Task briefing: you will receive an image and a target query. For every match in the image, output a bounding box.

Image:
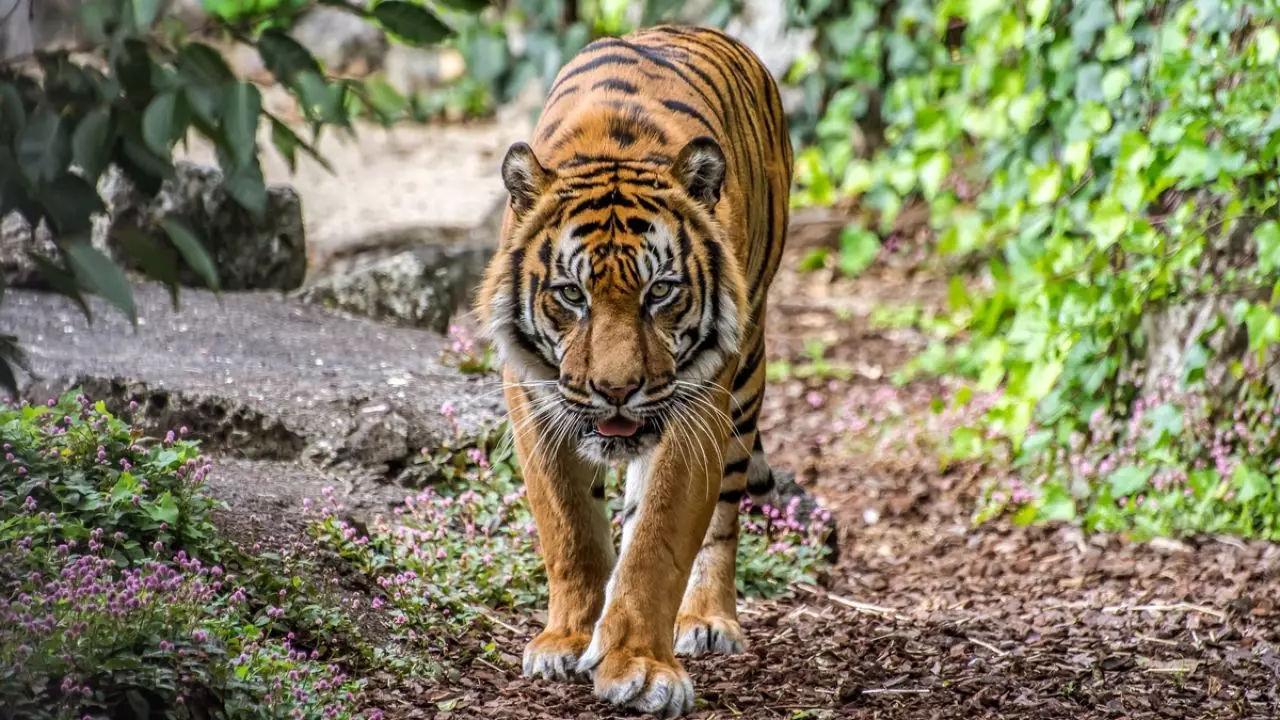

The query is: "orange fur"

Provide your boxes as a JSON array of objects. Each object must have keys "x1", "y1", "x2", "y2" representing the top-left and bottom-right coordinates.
[{"x1": 477, "y1": 24, "x2": 792, "y2": 717}]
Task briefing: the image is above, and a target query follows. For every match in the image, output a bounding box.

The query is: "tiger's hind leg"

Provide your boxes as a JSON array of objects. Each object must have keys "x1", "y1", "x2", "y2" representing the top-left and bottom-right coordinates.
[{"x1": 673, "y1": 338, "x2": 774, "y2": 657}]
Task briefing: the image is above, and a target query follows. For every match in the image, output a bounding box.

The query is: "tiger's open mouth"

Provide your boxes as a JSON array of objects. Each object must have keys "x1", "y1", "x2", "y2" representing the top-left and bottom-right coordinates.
[{"x1": 577, "y1": 413, "x2": 665, "y2": 462}]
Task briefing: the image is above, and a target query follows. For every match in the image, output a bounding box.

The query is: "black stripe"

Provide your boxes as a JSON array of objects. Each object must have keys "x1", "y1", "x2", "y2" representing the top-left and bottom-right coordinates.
[
  {"x1": 723, "y1": 459, "x2": 749, "y2": 477},
  {"x1": 622, "y1": 503, "x2": 638, "y2": 523},
  {"x1": 753, "y1": 434, "x2": 763, "y2": 452},
  {"x1": 702, "y1": 528, "x2": 739, "y2": 549},
  {"x1": 591, "y1": 484, "x2": 605, "y2": 499},
  {"x1": 719, "y1": 488, "x2": 746, "y2": 504},
  {"x1": 549, "y1": 54, "x2": 639, "y2": 95},
  {"x1": 593, "y1": 78, "x2": 638, "y2": 94},
  {"x1": 661, "y1": 99, "x2": 715, "y2": 134},
  {"x1": 626, "y1": 218, "x2": 654, "y2": 235},
  {"x1": 572, "y1": 222, "x2": 605, "y2": 238},
  {"x1": 677, "y1": 238, "x2": 725, "y2": 373},
  {"x1": 732, "y1": 390, "x2": 762, "y2": 423},
  {"x1": 543, "y1": 85, "x2": 578, "y2": 113},
  {"x1": 537, "y1": 118, "x2": 562, "y2": 143},
  {"x1": 733, "y1": 341, "x2": 764, "y2": 390},
  {"x1": 733, "y1": 411, "x2": 758, "y2": 438}
]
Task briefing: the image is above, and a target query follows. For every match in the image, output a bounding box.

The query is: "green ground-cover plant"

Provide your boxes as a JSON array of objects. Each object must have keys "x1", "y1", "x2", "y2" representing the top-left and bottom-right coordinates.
[
  {"x1": 310, "y1": 404, "x2": 837, "y2": 648},
  {"x1": 793, "y1": 0, "x2": 1280, "y2": 538},
  {"x1": 0, "y1": 390, "x2": 374, "y2": 718}
]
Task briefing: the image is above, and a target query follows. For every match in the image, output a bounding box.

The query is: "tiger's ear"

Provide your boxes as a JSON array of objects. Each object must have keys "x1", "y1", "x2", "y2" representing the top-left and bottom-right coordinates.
[
  {"x1": 502, "y1": 142, "x2": 552, "y2": 216},
  {"x1": 673, "y1": 136, "x2": 726, "y2": 210}
]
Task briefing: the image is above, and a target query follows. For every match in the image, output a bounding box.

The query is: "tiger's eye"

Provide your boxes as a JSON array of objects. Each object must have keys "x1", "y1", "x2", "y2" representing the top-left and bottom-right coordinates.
[
  {"x1": 558, "y1": 285, "x2": 585, "y2": 304},
  {"x1": 649, "y1": 282, "x2": 672, "y2": 299}
]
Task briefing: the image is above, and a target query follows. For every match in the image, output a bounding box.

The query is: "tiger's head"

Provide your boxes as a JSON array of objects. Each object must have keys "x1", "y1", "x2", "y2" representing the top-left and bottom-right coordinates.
[{"x1": 478, "y1": 136, "x2": 747, "y2": 463}]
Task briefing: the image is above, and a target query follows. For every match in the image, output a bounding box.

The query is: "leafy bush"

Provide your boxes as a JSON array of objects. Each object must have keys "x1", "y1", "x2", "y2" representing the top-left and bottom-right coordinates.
[
  {"x1": 794, "y1": 0, "x2": 1280, "y2": 537},
  {"x1": 0, "y1": 391, "x2": 371, "y2": 718},
  {"x1": 0, "y1": 0, "x2": 482, "y2": 393}
]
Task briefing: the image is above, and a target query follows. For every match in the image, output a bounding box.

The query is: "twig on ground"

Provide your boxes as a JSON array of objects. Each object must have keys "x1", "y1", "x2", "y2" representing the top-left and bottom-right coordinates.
[
  {"x1": 1102, "y1": 602, "x2": 1226, "y2": 620},
  {"x1": 967, "y1": 637, "x2": 1008, "y2": 656},
  {"x1": 794, "y1": 583, "x2": 907, "y2": 620},
  {"x1": 478, "y1": 610, "x2": 522, "y2": 635},
  {"x1": 862, "y1": 688, "x2": 931, "y2": 695}
]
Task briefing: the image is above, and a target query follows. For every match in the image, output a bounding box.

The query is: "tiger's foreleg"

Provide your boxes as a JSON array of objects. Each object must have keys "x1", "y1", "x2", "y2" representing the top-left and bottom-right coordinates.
[
  {"x1": 575, "y1": 381, "x2": 732, "y2": 717},
  {"x1": 674, "y1": 323, "x2": 774, "y2": 657},
  {"x1": 507, "y1": 370, "x2": 615, "y2": 682}
]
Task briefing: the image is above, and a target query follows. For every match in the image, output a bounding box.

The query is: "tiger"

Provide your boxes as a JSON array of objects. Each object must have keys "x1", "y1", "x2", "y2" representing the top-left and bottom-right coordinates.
[{"x1": 476, "y1": 24, "x2": 792, "y2": 718}]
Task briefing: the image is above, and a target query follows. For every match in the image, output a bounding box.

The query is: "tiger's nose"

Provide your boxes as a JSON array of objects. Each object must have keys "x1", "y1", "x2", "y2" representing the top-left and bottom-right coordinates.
[{"x1": 592, "y1": 379, "x2": 642, "y2": 405}]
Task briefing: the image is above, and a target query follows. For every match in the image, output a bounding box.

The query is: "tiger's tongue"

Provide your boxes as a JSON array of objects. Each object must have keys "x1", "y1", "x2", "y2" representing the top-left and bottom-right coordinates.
[{"x1": 596, "y1": 416, "x2": 641, "y2": 437}]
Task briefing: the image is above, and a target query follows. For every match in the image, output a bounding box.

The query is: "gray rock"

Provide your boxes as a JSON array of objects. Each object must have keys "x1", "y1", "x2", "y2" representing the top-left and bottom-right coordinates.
[
  {"x1": 99, "y1": 162, "x2": 308, "y2": 292},
  {"x1": 4, "y1": 283, "x2": 503, "y2": 473},
  {"x1": 0, "y1": 213, "x2": 59, "y2": 289},
  {"x1": 296, "y1": 239, "x2": 494, "y2": 334},
  {"x1": 2, "y1": 162, "x2": 306, "y2": 292},
  {"x1": 289, "y1": 4, "x2": 388, "y2": 75}
]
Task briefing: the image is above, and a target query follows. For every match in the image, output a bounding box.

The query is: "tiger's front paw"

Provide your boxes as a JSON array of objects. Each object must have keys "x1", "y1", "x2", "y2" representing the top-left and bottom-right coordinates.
[
  {"x1": 674, "y1": 613, "x2": 745, "y2": 657},
  {"x1": 523, "y1": 629, "x2": 591, "y2": 683},
  {"x1": 576, "y1": 644, "x2": 694, "y2": 718}
]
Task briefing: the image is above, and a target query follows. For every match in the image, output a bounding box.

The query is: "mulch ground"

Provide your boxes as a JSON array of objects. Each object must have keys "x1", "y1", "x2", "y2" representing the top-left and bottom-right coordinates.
[{"x1": 218, "y1": 219, "x2": 1280, "y2": 719}]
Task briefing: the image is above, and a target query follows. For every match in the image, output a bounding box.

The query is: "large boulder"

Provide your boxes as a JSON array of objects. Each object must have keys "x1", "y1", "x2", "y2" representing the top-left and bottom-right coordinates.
[
  {"x1": 1, "y1": 162, "x2": 307, "y2": 292},
  {"x1": 296, "y1": 200, "x2": 502, "y2": 332},
  {"x1": 3, "y1": 283, "x2": 502, "y2": 475},
  {"x1": 98, "y1": 162, "x2": 308, "y2": 292},
  {"x1": 296, "y1": 242, "x2": 495, "y2": 334}
]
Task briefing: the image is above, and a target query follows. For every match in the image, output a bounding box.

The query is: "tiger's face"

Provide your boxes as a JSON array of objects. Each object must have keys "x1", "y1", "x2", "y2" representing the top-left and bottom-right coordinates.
[{"x1": 481, "y1": 137, "x2": 746, "y2": 463}]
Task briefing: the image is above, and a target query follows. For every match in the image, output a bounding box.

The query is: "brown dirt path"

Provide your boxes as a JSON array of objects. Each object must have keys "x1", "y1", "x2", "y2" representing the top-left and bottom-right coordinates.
[{"x1": 212, "y1": 217, "x2": 1280, "y2": 719}]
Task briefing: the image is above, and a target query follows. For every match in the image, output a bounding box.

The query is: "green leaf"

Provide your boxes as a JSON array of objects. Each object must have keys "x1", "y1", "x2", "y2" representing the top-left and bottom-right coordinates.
[
  {"x1": 1256, "y1": 220, "x2": 1280, "y2": 274},
  {"x1": 150, "y1": 491, "x2": 181, "y2": 524},
  {"x1": 116, "y1": 229, "x2": 180, "y2": 307},
  {"x1": 436, "y1": 0, "x2": 488, "y2": 10},
  {"x1": 222, "y1": 161, "x2": 268, "y2": 218},
  {"x1": 1101, "y1": 68, "x2": 1129, "y2": 102},
  {"x1": 72, "y1": 108, "x2": 116, "y2": 181},
  {"x1": 1108, "y1": 465, "x2": 1153, "y2": 497},
  {"x1": 836, "y1": 224, "x2": 880, "y2": 278},
  {"x1": 162, "y1": 217, "x2": 220, "y2": 291},
  {"x1": 1087, "y1": 198, "x2": 1128, "y2": 250},
  {"x1": 39, "y1": 174, "x2": 105, "y2": 237},
  {"x1": 132, "y1": 0, "x2": 161, "y2": 28},
  {"x1": 1027, "y1": 164, "x2": 1062, "y2": 206},
  {"x1": 180, "y1": 43, "x2": 235, "y2": 124},
  {"x1": 142, "y1": 92, "x2": 178, "y2": 156},
  {"x1": 1144, "y1": 403, "x2": 1183, "y2": 448},
  {"x1": 16, "y1": 106, "x2": 68, "y2": 185},
  {"x1": 1257, "y1": 27, "x2": 1280, "y2": 65},
  {"x1": 918, "y1": 152, "x2": 949, "y2": 200},
  {"x1": 1231, "y1": 464, "x2": 1270, "y2": 504},
  {"x1": 222, "y1": 83, "x2": 262, "y2": 169},
  {"x1": 0, "y1": 82, "x2": 27, "y2": 129},
  {"x1": 65, "y1": 241, "x2": 137, "y2": 323},
  {"x1": 257, "y1": 29, "x2": 323, "y2": 85},
  {"x1": 373, "y1": 1, "x2": 452, "y2": 45},
  {"x1": 797, "y1": 248, "x2": 828, "y2": 273},
  {"x1": 1038, "y1": 484, "x2": 1077, "y2": 522},
  {"x1": 26, "y1": 253, "x2": 92, "y2": 319}
]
